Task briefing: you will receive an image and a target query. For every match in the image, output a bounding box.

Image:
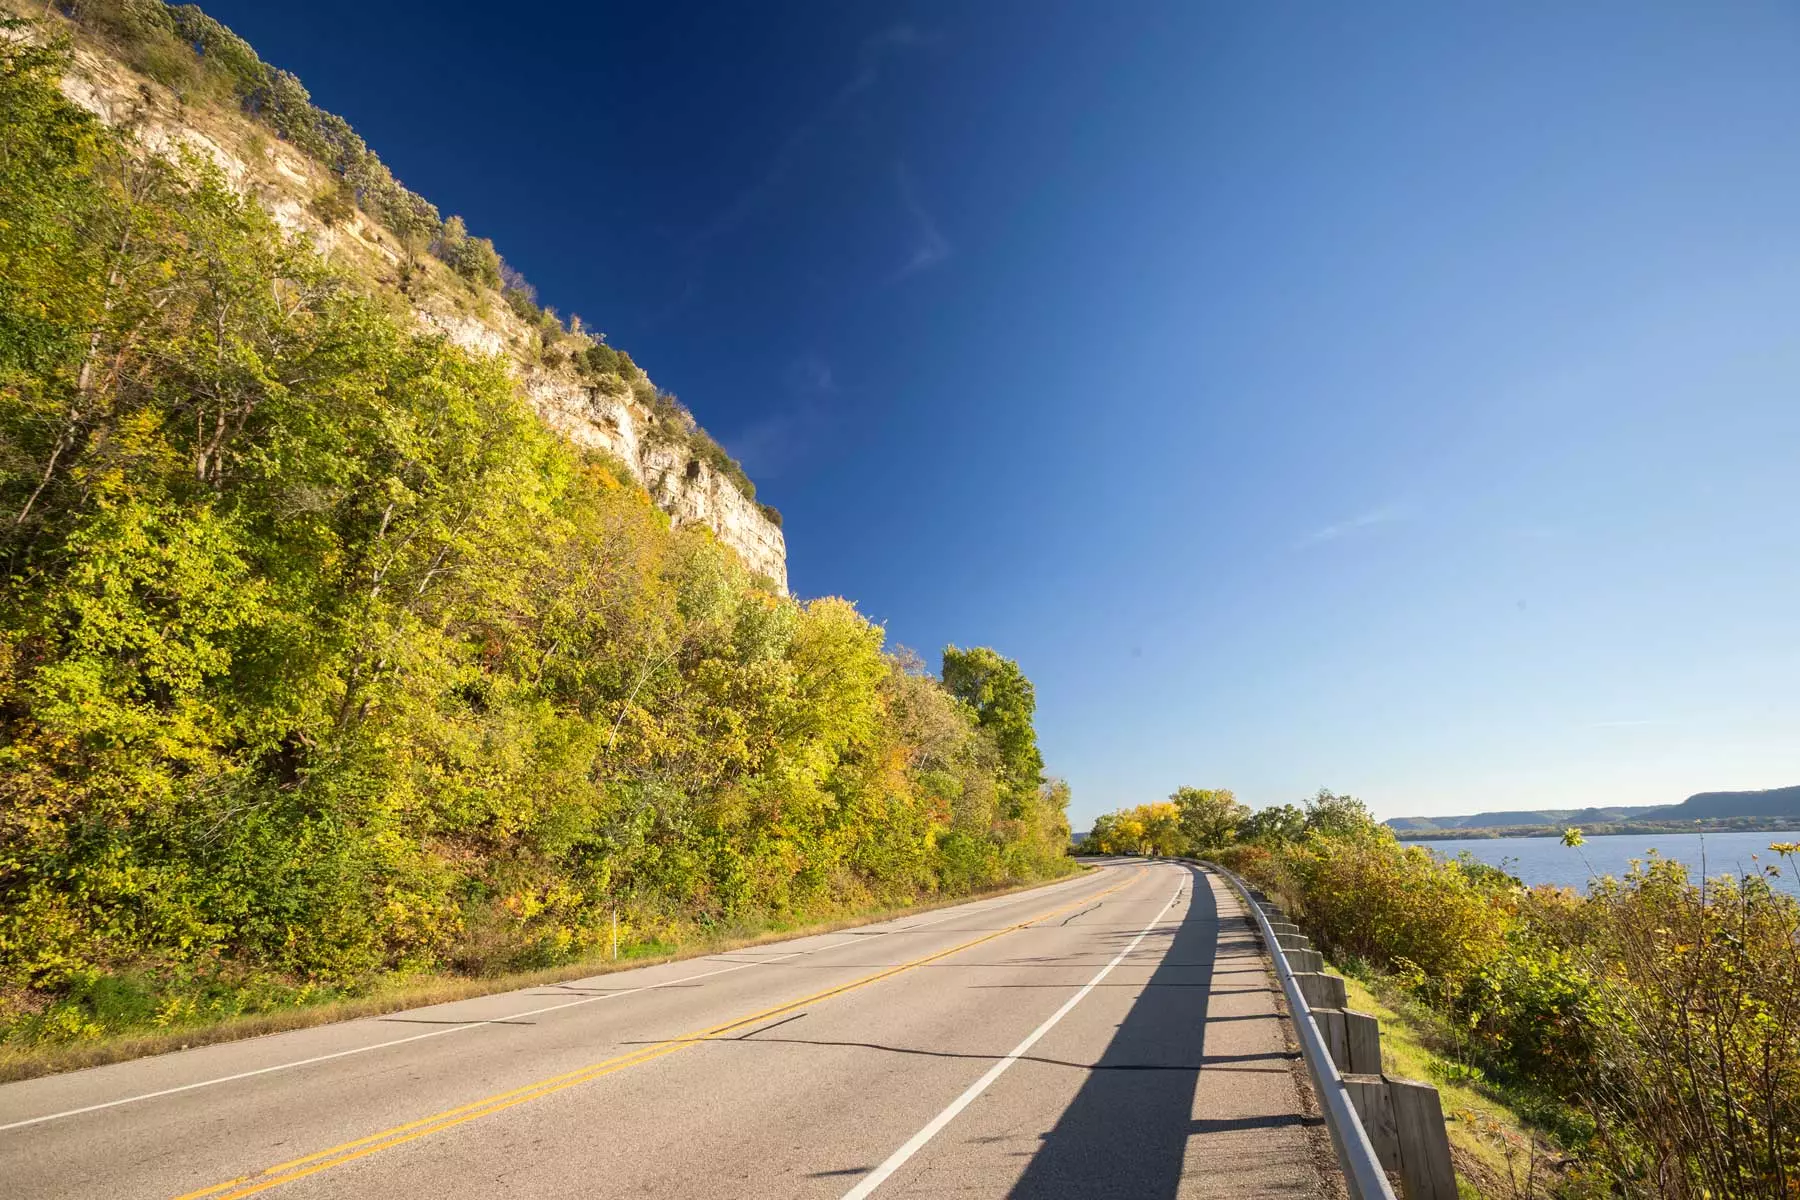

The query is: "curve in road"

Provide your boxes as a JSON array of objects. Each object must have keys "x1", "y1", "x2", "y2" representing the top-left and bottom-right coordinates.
[{"x1": 0, "y1": 860, "x2": 1331, "y2": 1199}]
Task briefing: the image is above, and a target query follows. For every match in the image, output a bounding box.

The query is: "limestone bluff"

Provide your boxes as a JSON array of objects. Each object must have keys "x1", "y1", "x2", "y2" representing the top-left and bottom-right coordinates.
[{"x1": 52, "y1": 25, "x2": 788, "y2": 592}]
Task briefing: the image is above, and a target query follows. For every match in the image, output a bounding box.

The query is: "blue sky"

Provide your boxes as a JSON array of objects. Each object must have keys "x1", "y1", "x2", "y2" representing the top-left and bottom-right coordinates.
[{"x1": 201, "y1": 2, "x2": 1800, "y2": 825}]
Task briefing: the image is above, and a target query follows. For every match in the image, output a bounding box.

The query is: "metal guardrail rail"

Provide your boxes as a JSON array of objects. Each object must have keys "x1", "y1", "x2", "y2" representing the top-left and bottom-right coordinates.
[{"x1": 1196, "y1": 860, "x2": 1399, "y2": 1200}]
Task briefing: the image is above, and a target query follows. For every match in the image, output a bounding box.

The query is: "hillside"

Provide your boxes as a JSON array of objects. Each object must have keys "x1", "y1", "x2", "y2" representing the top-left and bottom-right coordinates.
[
  {"x1": 1385, "y1": 806, "x2": 1666, "y2": 832},
  {"x1": 24, "y1": 0, "x2": 786, "y2": 589},
  {"x1": 1387, "y1": 786, "x2": 1800, "y2": 838},
  {"x1": 0, "y1": 6, "x2": 1076, "y2": 1053},
  {"x1": 1669, "y1": 784, "x2": 1800, "y2": 819}
]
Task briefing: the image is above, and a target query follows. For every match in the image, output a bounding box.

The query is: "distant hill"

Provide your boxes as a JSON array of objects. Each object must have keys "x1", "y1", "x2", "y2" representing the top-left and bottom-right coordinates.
[
  {"x1": 1669, "y1": 785, "x2": 1800, "y2": 819},
  {"x1": 1387, "y1": 786, "x2": 1800, "y2": 836},
  {"x1": 1386, "y1": 805, "x2": 1665, "y2": 832}
]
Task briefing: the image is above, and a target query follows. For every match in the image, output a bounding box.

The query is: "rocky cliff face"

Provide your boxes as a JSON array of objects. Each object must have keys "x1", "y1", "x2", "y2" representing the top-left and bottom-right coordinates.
[
  {"x1": 524, "y1": 374, "x2": 788, "y2": 586},
  {"x1": 52, "y1": 31, "x2": 788, "y2": 593}
]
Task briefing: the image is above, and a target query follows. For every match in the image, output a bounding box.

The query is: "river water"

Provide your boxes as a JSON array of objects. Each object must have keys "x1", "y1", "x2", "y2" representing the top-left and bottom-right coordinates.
[{"x1": 1412, "y1": 829, "x2": 1800, "y2": 897}]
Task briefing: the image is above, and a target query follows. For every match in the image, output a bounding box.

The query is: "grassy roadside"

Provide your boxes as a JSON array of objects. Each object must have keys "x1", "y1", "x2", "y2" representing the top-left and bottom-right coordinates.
[
  {"x1": 1332, "y1": 968, "x2": 1566, "y2": 1199},
  {"x1": 0, "y1": 867, "x2": 1088, "y2": 1085}
]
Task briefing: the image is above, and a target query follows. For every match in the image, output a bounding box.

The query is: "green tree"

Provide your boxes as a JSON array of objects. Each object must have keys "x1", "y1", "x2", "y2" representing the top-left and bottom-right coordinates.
[
  {"x1": 435, "y1": 214, "x2": 501, "y2": 288},
  {"x1": 1172, "y1": 786, "x2": 1246, "y2": 850},
  {"x1": 1082, "y1": 811, "x2": 1122, "y2": 855},
  {"x1": 1303, "y1": 788, "x2": 1379, "y2": 838},
  {"x1": 1239, "y1": 803, "x2": 1307, "y2": 843},
  {"x1": 941, "y1": 646, "x2": 1044, "y2": 814}
]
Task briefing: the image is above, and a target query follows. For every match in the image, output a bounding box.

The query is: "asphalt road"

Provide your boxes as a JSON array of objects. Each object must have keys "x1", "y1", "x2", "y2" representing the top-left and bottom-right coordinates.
[{"x1": 0, "y1": 860, "x2": 1331, "y2": 1198}]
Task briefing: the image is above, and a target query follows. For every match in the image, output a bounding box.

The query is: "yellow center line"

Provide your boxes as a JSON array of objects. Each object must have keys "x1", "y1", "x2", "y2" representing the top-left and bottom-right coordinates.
[{"x1": 172, "y1": 865, "x2": 1146, "y2": 1200}]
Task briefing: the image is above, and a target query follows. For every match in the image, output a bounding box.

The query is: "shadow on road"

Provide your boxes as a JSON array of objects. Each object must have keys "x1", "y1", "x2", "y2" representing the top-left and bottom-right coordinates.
[{"x1": 1008, "y1": 863, "x2": 1219, "y2": 1199}]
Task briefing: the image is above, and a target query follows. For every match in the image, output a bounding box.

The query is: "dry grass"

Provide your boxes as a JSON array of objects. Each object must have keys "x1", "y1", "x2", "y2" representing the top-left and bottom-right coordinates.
[{"x1": 0, "y1": 870, "x2": 1084, "y2": 1084}]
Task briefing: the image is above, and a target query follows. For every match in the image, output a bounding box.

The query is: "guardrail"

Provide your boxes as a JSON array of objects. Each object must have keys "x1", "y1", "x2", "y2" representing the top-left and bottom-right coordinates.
[{"x1": 1196, "y1": 860, "x2": 1459, "y2": 1200}]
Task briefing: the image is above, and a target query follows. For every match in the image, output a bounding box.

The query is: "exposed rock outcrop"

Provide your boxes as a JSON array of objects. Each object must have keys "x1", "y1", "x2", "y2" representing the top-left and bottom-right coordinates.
[
  {"x1": 527, "y1": 376, "x2": 787, "y2": 587},
  {"x1": 52, "y1": 34, "x2": 788, "y2": 592}
]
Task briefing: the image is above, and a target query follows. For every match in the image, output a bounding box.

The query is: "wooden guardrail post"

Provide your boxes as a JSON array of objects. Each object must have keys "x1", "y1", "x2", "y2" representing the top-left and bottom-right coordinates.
[
  {"x1": 1344, "y1": 1010, "x2": 1382, "y2": 1076},
  {"x1": 1292, "y1": 971, "x2": 1346, "y2": 1010},
  {"x1": 1388, "y1": 1079, "x2": 1458, "y2": 1200},
  {"x1": 1314, "y1": 1007, "x2": 1350, "y2": 1072},
  {"x1": 1311, "y1": 1008, "x2": 1384, "y2": 1077},
  {"x1": 1342, "y1": 1074, "x2": 1400, "y2": 1172},
  {"x1": 1286, "y1": 948, "x2": 1324, "y2": 974}
]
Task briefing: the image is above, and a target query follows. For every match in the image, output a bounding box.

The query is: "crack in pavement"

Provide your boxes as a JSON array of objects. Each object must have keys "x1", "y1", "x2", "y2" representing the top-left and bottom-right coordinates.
[{"x1": 1057, "y1": 902, "x2": 1103, "y2": 926}]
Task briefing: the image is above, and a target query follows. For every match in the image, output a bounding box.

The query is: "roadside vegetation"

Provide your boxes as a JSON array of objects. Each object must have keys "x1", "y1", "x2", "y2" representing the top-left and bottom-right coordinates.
[
  {"x1": 1084, "y1": 789, "x2": 1800, "y2": 1197},
  {"x1": 0, "y1": 24, "x2": 1075, "y2": 1056}
]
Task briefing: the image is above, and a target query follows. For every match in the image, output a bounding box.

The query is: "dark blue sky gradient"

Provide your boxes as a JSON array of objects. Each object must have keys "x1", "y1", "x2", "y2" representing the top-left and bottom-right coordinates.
[{"x1": 196, "y1": 2, "x2": 1800, "y2": 823}]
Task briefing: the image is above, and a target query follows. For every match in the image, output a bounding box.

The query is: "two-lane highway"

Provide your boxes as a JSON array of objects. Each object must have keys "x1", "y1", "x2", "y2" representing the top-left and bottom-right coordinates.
[{"x1": 0, "y1": 861, "x2": 1330, "y2": 1198}]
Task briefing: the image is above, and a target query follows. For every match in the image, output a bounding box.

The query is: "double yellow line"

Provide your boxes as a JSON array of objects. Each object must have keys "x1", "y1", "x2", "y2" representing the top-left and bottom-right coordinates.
[{"x1": 175, "y1": 867, "x2": 1142, "y2": 1199}]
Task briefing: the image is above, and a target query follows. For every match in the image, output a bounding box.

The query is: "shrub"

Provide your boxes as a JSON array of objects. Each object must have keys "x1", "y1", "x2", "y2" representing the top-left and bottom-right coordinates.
[
  {"x1": 1569, "y1": 857, "x2": 1800, "y2": 1197},
  {"x1": 1276, "y1": 831, "x2": 1511, "y2": 993},
  {"x1": 580, "y1": 342, "x2": 620, "y2": 379},
  {"x1": 504, "y1": 287, "x2": 540, "y2": 323},
  {"x1": 1207, "y1": 842, "x2": 1274, "y2": 877},
  {"x1": 308, "y1": 180, "x2": 355, "y2": 227},
  {"x1": 453, "y1": 236, "x2": 501, "y2": 289},
  {"x1": 1460, "y1": 929, "x2": 1602, "y2": 1092},
  {"x1": 432, "y1": 214, "x2": 501, "y2": 288}
]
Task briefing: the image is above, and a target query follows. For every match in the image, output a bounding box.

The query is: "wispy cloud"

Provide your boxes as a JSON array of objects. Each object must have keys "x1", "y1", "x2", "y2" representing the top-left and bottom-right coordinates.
[
  {"x1": 692, "y1": 25, "x2": 933, "y2": 249},
  {"x1": 783, "y1": 353, "x2": 836, "y2": 395},
  {"x1": 851, "y1": 25, "x2": 934, "y2": 90},
  {"x1": 1585, "y1": 710, "x2": 1738, "y2": 731},
  {"x1": 724, "y1": 353, "x2": 842, "y2": 478},
  {"x1": 891, "y1": 163, "x2": 950, "y2": 281},
  {"x1": 1298, "y1": 504, "x2": 1410, "y2": 548},
  {"x1": 633, "y1": 25, "x2": 934, "y2": 335}
]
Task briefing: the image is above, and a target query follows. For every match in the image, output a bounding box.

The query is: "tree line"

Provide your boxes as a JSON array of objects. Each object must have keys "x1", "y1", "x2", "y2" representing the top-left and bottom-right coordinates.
[{"x1": 1079, "y1": 787, "x2": 1368, "y2": 857}]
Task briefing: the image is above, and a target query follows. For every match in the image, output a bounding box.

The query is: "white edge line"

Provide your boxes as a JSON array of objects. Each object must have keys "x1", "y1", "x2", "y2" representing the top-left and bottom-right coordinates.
[
  {"x1": 840, "y1": 870, "x2": 1183, "y2": 1200},
  {"x1": 0, "y1": 868, "x2": 1111, "y2": 1133}
]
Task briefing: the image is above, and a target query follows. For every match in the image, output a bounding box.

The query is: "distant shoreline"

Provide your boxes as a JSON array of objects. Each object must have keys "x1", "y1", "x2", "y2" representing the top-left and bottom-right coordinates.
[{"x1": 1396, "y1": 819, "x2": 1800, "y2": 842}]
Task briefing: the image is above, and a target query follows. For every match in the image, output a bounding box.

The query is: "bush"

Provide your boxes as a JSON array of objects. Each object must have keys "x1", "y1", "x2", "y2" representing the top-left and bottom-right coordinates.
[
  {"x1": 1570, "y1": 857, "x2": 1800, "y2": 1197},
  {"x1": 432, "y1": 215, "x2": 501, "y2": 289},
  {"x1": 1206, "y1": 842, "x2": 1273, "y2": 877},
  {"x1": 1276, "y1": 832, "x2": 1511, "y2": 991},
  {"x1": 1460, "y1": 927, "x2": 1601, "y2": 1092},
  {"x1": 580, "y1": 342, "x2": 620, "y2": 379},
  {"x1": 65, "y1": 0, "x2": 198, "y2": 95},
  {"x1": 308, "y1": 180, "x2": 356, "y2": 227}
]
